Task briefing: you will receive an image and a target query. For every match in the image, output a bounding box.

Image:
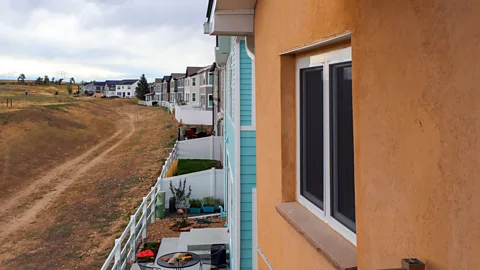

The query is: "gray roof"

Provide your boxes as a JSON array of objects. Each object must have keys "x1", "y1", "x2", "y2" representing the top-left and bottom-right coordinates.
[
  {"x1": 185, "y1": 67, "x2": 203, "y2": 77},
  {"x1": 197, "y1": 63, "x2": 215, "y2": 74},
  {"x1": 105, "y1": 80, "x2": 122, "y2": 87},
  {"x1": 171, "y1": 73, "x2": 185, "y2": 79},
  {"x1": 120, "y1": 79, "x2": 138, "y2": 85}
]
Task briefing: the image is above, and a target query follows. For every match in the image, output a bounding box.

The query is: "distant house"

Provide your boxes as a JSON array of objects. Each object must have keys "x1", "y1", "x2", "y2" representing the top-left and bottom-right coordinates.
[
  {"x1": 115, "y1": 79, "x2": 139, "y2": 98},
  {"x1": 154, "y1": 78, "x2": 163, "y2": 102},
  {"x1": 78, "y1": 82, "x2": 91, "y2": 94},
  {"x1": 183, "y1": 66, "x2": 203, "y2": 106},
  {"x1": 104, "y1": 80, "x2": 122, "y2": 97},
  {"x1": 83, "y1": 82, "x2": 95, "y2": 95},
  {"x1": 161, "y1": 76, "x2": 171, "y2": 102},
  {"x1": 171, "y1": 73, "x2": 185, "y2": 103},
  {"x1": 94, "y1": 81, "x2": 105, "y2": 94},
  {"x1": 145, "y1": 82, "x2": 157, "y2": 104},
  {"x1": 198, "y1": 64, "x2": 215, "y2": 111}
]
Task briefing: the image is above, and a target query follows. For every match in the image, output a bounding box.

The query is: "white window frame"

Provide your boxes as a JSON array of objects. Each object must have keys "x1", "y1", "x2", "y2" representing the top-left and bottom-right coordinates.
[{"x1": 296, "y1": 46, "x2": 356, "y2": 245}]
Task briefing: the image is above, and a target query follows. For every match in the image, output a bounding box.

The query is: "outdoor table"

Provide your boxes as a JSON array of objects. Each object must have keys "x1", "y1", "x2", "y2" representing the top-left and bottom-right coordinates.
[{"x1": 157, "y1": 251, "x2": 201, "y2": 270}]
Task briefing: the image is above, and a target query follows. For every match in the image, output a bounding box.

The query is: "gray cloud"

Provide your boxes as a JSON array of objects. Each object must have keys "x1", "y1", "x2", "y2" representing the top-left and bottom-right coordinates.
[{"x1": 0, "y1": 0, "x2": 214, "y2": 81}]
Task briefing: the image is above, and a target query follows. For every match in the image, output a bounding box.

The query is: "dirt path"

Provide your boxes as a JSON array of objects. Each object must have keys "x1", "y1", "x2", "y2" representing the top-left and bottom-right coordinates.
[{"x1": 0, "y1": 112, "x2": 136, "y2": 240}]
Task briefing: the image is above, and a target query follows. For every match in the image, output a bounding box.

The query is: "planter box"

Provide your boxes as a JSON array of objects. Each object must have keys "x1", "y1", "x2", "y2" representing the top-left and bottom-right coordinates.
[
  {"x1": 189, "y1": 208, "x2": 202, "y2": 214},
  {"x1": 202, "y1": 205, "x2": 215, "y2": 213}
]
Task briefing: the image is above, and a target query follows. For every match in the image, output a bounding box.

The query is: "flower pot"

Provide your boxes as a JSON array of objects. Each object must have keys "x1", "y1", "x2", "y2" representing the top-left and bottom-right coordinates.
[
  {"x1": 189, "y1": 208, "x2": 202, "y2": 214},
  {"x1": 169, "y1": 197, "x2": 177, "y2": 213},
  {"x1": 202, "y1": 205, "x2": 215, "y2": 213}
]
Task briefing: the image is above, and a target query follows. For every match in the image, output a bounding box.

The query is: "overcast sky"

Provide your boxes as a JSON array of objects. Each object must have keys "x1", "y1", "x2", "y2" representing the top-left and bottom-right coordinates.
[{"x1": 0, "y1": 0, "x2": 214, "y2": 82}]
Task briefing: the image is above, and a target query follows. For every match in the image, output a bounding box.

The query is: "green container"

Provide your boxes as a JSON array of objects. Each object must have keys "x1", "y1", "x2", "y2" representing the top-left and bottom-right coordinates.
[{"x1": 156, "y1": 191, "x2": 166, "y2": 219}]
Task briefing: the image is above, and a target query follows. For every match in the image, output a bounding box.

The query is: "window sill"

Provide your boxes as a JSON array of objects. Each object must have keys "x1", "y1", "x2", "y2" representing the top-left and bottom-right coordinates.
[{"x1": 276, "y1": 202, "x2": 357, "y2": 270}]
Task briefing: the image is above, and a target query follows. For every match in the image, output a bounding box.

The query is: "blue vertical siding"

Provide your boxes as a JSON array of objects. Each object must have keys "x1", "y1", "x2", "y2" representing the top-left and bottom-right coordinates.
[
  {"x1": 239, "y1": 41, "x2": 253, "y2": 127},
  {"x1": 239, "y1": 130, "x2": 256, "y2": 270},
  {"x1": 224, "y1": 37, "x2": 256, "y2": 270}
]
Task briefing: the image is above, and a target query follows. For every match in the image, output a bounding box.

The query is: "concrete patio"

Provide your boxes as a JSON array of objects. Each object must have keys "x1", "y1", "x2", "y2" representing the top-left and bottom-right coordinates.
[{"x1": 131, "y1": 228, "x2": 229, "y2": 270}]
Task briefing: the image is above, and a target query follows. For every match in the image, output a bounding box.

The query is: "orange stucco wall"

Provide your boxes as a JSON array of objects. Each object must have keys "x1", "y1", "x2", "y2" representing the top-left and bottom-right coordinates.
[{"x1": 255, "y1": 0, "x2": 480, "y2": 269}]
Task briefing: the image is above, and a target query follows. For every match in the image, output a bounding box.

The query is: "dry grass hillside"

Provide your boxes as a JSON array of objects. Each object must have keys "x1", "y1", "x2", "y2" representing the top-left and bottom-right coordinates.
[
  {"x1": 0, "y1": 81, "x2": 78, "y2": 110},
  {"x1": 0, "y1": 84, "x2": 179, "y2": 269},
  {"x1": 0, "y1": 101, "x2": 117, "y2": 201}
]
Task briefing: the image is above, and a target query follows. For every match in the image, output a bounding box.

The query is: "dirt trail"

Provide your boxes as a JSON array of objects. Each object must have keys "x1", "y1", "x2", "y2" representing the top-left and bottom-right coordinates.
[{"x1": 0, "y1": 112, "x2": 136, "y2": 240}]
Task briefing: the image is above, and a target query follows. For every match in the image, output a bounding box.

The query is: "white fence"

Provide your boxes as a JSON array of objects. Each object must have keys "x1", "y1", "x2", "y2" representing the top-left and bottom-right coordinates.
[
  {"x1": 101, "y1": 137, "x2": 226, "y2": 270},
  {"x1": 159, "y1": 168, "x2": 224, "y2": 208},
  {"x1": 101, "y1": 142, "x2": 179, "y2": 270},
  {"x1": 137, "y1": 101, "x2": 154, "y2": 106},
  {"x1": 175, "y1": 105, "x2": 212, "y2": 125},
  {"x1": 160, "y1": 101, "x2": 175, "y2": 114},
  {"x1": 177, "y1": 136, "x2": 223, "y2": 161}
]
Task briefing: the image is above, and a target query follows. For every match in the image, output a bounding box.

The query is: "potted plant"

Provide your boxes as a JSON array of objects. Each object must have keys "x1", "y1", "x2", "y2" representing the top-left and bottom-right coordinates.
[
  {"x1": 189, "y1": 199, "x2": 202, "y2": 214},
  {"x1": 202, "y1": 196, "x2": 216, "y2": 213},
  {"x1": 169, "y1": 179, "x2": 192, "y2": 210},
  {"x1": 213, "y1": 198, "x2": 224, "y2": 212}
]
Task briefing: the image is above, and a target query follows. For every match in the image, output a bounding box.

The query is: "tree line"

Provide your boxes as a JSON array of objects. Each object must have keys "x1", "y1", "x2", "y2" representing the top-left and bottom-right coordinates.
[{"x1": 17, "y1": 74, "x2": 75, "y2": 85}]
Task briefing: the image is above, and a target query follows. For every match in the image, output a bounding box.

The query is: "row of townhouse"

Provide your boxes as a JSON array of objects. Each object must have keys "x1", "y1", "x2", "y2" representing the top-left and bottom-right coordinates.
[
  {"x1": 203, "y1": 0, "x2": 480, "y2": 270},
  {"x1": 79, "y1": 79, "x2": 139, "y2": 98},
  {"x1": 145, "y1": 65, "x2": 216, "y2": 111}
]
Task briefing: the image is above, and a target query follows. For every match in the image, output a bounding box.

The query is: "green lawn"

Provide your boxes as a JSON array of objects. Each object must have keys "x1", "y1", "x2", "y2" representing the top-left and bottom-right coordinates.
[{"x1": 174, "y1": 159, "x2": 221, "y2": 176}]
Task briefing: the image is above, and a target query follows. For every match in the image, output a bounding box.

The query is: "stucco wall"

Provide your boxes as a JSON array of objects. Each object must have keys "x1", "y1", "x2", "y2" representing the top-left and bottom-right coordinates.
[
  {"x1": 255, "y1": 0, "x2": 480, "y2": 270},
  {"x1": 354, "y1": 1, "x2": 480, "y2": 269},
  {"x1": 255, "y1": 0, "x2": 355, "y2": 269}
]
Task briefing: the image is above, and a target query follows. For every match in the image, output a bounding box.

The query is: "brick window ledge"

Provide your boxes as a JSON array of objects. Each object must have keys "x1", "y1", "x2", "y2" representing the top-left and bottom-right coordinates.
[{"x1": 276, "y1": 202, "x2": 358, "y2": 270}]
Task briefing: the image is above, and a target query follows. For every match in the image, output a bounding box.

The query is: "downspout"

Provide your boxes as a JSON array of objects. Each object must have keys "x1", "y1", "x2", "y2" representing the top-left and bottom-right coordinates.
[{"x1": 216, "y1": 63, "x2": 226, "y2": 136}]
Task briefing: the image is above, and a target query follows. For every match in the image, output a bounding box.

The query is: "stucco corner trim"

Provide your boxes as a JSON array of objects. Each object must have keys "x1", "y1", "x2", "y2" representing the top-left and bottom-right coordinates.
[
  {"x1": 275, "y1": 202, "x2": 358, "y2": 270},
  {"x1": 280, "y1": 32, "x2": 352, "y2": 55}
]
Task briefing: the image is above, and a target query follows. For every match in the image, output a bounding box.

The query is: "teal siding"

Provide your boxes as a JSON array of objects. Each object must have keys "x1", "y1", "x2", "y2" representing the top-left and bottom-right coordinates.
[
  {"x1": 239, "y1": 41, "x2": 253, "y2": 127},
  {"x1": 224, "y1": 37, "x2": 256, "y2": 270},
  {"x1": 239, "y1": 130, "x2": 256, "y2": 270}
]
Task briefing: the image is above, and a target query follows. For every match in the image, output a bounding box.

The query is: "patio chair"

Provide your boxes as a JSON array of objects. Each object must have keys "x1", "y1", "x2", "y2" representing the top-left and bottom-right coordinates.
[
  {"x1": 185, "y1": 129, "x2": 197, "y2": 139},
  {"x1": 201, "y1": 244, "x2": 229, "y2": 270}
]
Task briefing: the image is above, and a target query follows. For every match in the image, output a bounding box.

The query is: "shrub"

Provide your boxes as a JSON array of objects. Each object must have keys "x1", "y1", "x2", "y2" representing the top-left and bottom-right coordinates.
[
  {"x1": 213, "y1": 198, "x2": 224, "y2": 208},
  {"x1": 189, "y1": 199, "x2": 202, "y2": 208},
  {"x1": 67, "y1": 84, "x2": 73, "y2": 95},
  {"x1": 169, "y1": 179, "x2": 192, "y2": 206},
  {"x1": 202, "y1": 196, "x2": 216, "y2": 206}
]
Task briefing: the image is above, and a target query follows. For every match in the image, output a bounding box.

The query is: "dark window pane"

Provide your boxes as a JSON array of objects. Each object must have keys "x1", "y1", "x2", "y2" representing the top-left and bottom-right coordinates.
[
  {"x1": 300, "y1": 67, "x2": 324, "y2": 209},
  {"x1": 330, "y1": 62, "x2": 356, "y2": 232}
]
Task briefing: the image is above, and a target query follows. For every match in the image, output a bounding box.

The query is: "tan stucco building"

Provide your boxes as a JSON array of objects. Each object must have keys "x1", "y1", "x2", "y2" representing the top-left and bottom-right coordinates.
[{"x1": 207, "y1": 1, "x2": 480, "y2": 269}]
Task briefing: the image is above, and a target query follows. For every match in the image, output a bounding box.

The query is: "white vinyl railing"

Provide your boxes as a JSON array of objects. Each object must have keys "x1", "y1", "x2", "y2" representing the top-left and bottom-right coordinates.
[{"x1": 101, "y1": 141, "x2": 179, "y2": 270}]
